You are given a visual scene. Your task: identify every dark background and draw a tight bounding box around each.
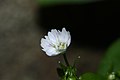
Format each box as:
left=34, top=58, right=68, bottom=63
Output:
left=39, top=0, right=120, bottom=49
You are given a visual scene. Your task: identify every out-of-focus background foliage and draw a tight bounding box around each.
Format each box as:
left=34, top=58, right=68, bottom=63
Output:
left=0, top=0, right=119, bottom=80
left=38, top=0, right=100, bottom=6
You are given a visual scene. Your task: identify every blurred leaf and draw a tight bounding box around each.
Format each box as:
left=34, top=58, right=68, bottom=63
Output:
left=37, top=0, right=98, bottom=6
left=81, top=73, right=106, bottom=80
left=67, top=76, right=78, bottom=80
left=98, top=39, right=120, bottom=76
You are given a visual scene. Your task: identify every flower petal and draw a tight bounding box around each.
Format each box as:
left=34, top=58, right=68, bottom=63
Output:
left=45, top=47, right=59, bottom=56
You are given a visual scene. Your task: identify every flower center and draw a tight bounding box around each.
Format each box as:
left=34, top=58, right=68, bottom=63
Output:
left=59, top=42, right=66, bottom=49
left=55, top=42, right=67, bottom=53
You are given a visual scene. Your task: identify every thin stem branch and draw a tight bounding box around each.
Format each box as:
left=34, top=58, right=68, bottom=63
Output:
left=63, top=53, right=69, bottom=66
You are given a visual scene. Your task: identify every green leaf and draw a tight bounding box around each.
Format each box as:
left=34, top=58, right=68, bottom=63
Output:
left=98, top=39, right=120, bottom=76
left=67, top=76, right=78, bottom=80
left=81, top=73, right=106, bottom=80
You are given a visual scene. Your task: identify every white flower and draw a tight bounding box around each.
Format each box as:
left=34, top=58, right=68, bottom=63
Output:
left=40, top=28, right=71, bottom=56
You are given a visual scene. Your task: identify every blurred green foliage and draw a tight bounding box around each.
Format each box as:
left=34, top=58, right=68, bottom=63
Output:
left=38, top=0, right=97, bottom=6
left=80, top=39, right=120, bottom=80
left=98, top=39, right=120, bottom=76
left=81, top=73, right=106, bottom=80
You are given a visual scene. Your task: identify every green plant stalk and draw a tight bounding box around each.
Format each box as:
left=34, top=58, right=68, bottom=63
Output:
left=63, top=53, right=69, bottom=66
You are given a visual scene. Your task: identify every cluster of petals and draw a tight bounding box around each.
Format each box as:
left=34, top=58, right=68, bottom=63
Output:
left=40, top=28, right=71, bottom=56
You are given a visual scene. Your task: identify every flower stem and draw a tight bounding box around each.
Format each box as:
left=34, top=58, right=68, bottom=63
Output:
left=63, top=53, right=69, bottom=66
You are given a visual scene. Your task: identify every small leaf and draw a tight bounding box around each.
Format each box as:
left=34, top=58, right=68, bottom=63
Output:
left=67, top=76, right=78, bottom=80
left=80, top=73, right=106, bottom=80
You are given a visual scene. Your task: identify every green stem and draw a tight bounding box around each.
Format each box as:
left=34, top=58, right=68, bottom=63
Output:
left=63, top=53, right=69, bottom=66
